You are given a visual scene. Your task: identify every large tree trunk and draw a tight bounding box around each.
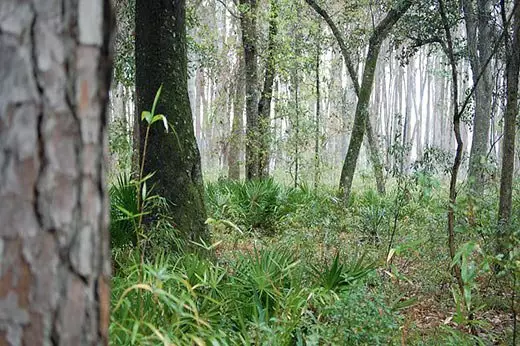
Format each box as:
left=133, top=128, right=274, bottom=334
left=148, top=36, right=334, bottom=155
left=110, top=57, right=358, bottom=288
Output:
left=240, top=0, right=261, bottom=180
left=498, top=0, right=520, bottom=228
left=464, top=0, right=494, bottom=190
left=0, top=1, right=113, bottom=344
left=136, top=0, right=208, bottom=242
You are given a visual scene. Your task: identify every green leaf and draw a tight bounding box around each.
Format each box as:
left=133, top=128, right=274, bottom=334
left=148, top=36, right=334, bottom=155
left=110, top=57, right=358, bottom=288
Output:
left=391, top=295, right=418, bottom=312
left=142, top=181, right=147, bottom=201
left=131, top=321, right=139, bottom=344
left=141, top=111, right=152, bottom=124
left=152, top=114, right=168, bottom=133
left=151, top=84, right=163, bottom=116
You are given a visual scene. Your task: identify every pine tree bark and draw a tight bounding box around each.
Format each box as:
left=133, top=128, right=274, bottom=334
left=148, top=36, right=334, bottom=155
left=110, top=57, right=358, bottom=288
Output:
left=0, top=1, right=113, bottom=344
left=135, top=0, right=208, bottom=242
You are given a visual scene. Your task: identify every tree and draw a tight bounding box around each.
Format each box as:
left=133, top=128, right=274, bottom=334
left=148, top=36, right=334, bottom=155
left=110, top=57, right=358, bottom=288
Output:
left=239, top=0, right=280, bottom=180
left=135, top=0, right=208, bottom=242
left=257, top=0, right=279, bottom=178
left=498, top=0, right=520, bottom=229
left=228, top=58, right=245, bottom=180
left=306, top=0, right=412, bottom=200
left=306, top=0, right=406, bottom=200
left=0, top=1, right=113, bottom=344
left=240, top=0, right=261, bottom=180
left=464, top=0, right=495, bottom=191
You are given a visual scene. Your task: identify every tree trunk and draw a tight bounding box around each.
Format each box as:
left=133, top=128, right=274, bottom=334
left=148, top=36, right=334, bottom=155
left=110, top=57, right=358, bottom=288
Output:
left=228, top=59, right=245, bottom=180
left=136, top=0, right=208, bottom=242
left=439, top=0, right=466, bottom=299
left=304, top=0, right=407, bottom=198
left=498, top=0, right=520, bottom=228
left=293, top=70, right=301, bottom=188
left=240, top=0, right=260, bottom=180
left=365, top=119, right=386, bottom=194
left=0, top=1, right=113, bottom=344
left=464, top=0, right=494, bottom=191
left=338, top=1, right=413, bottom=200
left=314, top=41, right=321, bottom=189
left=257, top=0, right=279, bottom=178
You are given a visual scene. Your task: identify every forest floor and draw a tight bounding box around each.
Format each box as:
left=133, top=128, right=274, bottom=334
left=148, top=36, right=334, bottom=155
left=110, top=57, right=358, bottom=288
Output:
left=110, top=177, right=519, bottom=345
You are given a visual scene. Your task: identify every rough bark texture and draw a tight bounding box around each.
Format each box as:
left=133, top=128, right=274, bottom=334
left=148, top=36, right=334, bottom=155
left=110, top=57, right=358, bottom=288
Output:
left=0, top=1, right=113, bottom=345
left=464, top=0, right=494, bottom=190
left=256, top=0, right=279, bottom=178
left=135, top=0, right=208, bottom=242
left=338, top=0, right=413, bottom=200
left=498, top=0, right=520, bottom=227
left=240, top=0, right=261, bottom=180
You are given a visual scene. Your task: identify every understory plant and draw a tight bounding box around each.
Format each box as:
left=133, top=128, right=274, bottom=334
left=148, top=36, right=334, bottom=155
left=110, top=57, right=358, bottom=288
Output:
left=110, top=243, right=399, bottom=345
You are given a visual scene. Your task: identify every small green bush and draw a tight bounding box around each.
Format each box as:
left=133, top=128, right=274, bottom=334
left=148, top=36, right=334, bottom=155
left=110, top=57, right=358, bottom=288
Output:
left=206, top=178, right=285, bottom=234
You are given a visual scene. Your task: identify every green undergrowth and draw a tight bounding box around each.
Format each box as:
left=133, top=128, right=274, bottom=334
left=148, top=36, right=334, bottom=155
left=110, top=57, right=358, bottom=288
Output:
left=110, top=246, right=400, bottom=345
left=109, top=175, right=519, bottom=345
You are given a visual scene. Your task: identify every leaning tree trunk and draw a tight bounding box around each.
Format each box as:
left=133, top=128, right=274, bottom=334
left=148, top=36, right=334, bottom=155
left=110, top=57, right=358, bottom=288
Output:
left=136, top=0, right=208, bottom=242
left=0, top=1, right=113, bottom=344
left=338, top=0, right=413, bottom=200
left=305, top=0, right=392, bottom=197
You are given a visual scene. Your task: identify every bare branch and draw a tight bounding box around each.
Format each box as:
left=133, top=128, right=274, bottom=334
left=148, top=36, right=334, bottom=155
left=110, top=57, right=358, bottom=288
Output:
left=216, top=0, right=241, bottom=20
left=304, top=0, right=360, bottom=95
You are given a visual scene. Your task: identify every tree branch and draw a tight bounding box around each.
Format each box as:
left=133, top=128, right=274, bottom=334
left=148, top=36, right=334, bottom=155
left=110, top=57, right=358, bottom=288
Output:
left=304, top=0, right=360, bottom=95
left=215, top=0, right=241, bottom=19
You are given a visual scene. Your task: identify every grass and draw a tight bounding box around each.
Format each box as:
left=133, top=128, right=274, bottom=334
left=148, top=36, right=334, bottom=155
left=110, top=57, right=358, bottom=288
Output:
left=109, top=176, right=519, bottom=345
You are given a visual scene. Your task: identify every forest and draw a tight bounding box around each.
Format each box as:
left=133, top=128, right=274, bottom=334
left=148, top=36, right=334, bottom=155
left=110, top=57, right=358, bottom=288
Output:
left=0, top=0, right=519, bottom=345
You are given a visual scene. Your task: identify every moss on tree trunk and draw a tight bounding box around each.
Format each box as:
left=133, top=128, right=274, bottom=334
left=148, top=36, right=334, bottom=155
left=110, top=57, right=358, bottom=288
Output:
left=136, top=0, right=208, bottom=243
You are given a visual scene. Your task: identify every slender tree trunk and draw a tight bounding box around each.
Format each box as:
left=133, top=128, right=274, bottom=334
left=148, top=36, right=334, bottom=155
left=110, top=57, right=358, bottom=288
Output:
left=314, top=41, right=321, bottom=189
left=439, top=0, right=466, bottom=299
left=464, top=0, right=494, bottom=190
left=136, top=0, right=208, bottom=243
left=228, top=59, right=245, bottom=180
left=498, top=0, right=520, bottom=228
left=240, top=0, right=260, bottom=180
left=366, top=119, right=386, bottom=193
left=0, top=1, right=113, bottom=344
left=338, top=1, right=412, bottom=200
left=305, top=0, right=403, bottom=198
left=293, top=71, right=300, bottom=188
left=195, top=70, right=203, bottom=149
left=257, top=0, right=279, bottom=178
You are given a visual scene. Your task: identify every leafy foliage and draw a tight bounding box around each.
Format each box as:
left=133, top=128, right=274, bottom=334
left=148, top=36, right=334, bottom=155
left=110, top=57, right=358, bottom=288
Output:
left=110, top=173, right=139, bottom=249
